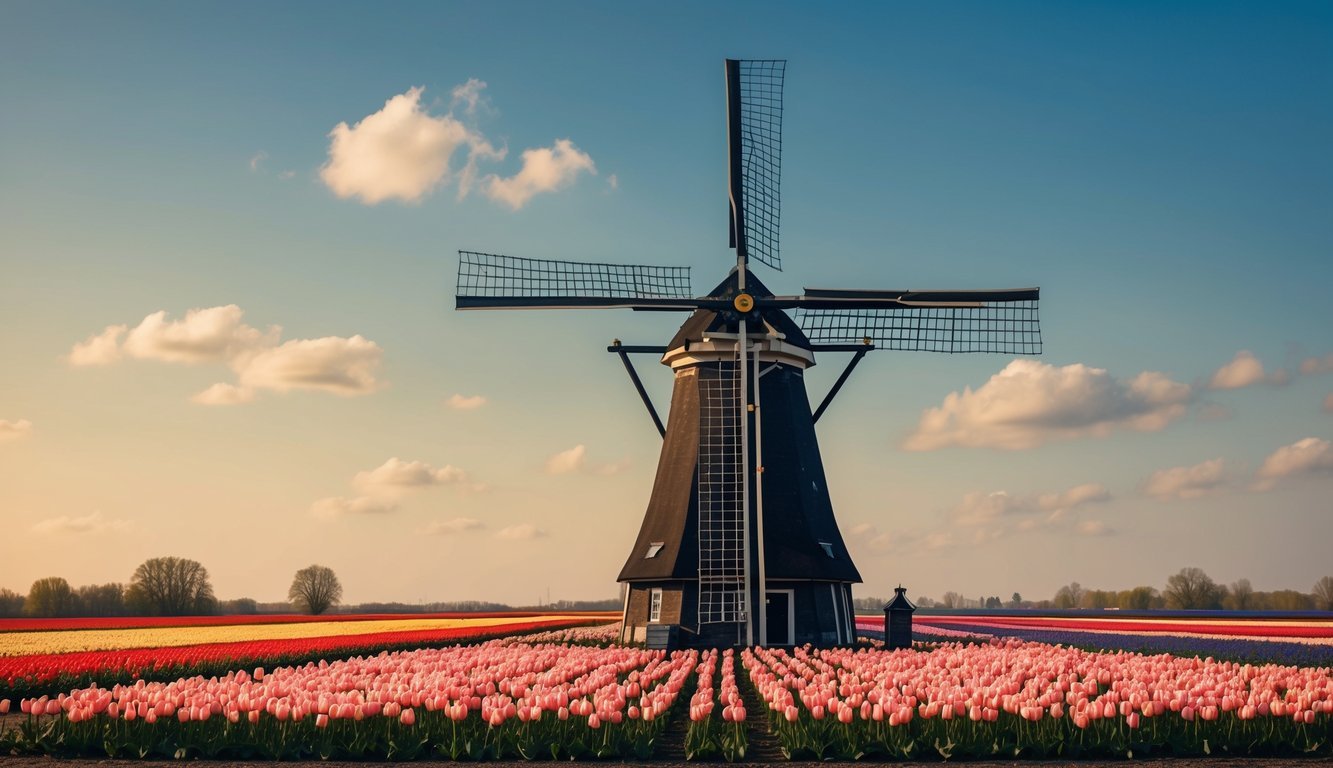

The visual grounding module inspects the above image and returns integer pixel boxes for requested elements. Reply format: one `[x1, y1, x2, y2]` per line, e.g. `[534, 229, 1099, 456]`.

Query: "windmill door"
[765, 589, 794, 646]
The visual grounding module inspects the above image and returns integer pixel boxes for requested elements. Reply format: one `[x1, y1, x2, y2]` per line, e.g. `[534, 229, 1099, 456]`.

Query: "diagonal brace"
[608, 342, 667, 437]
[812, 345, 874, 424]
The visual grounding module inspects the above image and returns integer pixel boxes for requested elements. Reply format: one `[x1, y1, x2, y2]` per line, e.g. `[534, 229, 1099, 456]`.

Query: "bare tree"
[289, 565, 343, 615]
[77, 583, 126, 617]
[126, 557, 215, 616]
[1164, 567, 1222, 610]
[1053, 582, 1084, 609]
[1224, 579, 1256, 611]
[1314, 576, 1333, 612]
[939, 591, 962, 609]
[24, 577, 78, 617]
[0, 588, 25, 617]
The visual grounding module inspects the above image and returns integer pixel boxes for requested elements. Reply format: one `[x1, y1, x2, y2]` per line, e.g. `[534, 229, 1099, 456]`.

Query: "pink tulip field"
[3, 620, 1331, 761]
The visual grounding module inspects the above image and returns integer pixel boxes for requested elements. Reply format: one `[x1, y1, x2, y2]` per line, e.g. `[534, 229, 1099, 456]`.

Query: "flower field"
[2, 613, 1331, 761]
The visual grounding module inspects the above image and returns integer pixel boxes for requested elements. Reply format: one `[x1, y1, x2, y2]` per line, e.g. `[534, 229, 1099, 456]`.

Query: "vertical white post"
[754, 343, 767, 647]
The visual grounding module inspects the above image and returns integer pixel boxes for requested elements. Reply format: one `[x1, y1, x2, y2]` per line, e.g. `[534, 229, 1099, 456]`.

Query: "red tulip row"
[0, 610, 617, 633]
[0, 617, 592, 699]
[921, 614, 1333, 639]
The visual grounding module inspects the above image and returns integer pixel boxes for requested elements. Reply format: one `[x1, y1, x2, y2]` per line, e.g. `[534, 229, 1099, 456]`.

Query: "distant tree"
[1054, 582, 1084, 609]
[0, 588, 27, 617]
[1312, 577, 1333, 612]
[1224, 579, 1256, 611]
[1164, 567, 1222, 610]
[1009, 592, 1023, 608]
[126, 557, 215, 616]
[289, 565, 343, 615]
[220, 597, 259, 615]
[1267, 589, 1313, 611]
[1082, 590, 1116, 610]
[939, 591, 963, 609]
[1117, 586, 1158, 610]
[984, 596, 1002, 609]
[76, 583, 126, 616]
[24, 577, 78, 617]
[914, 596, 939, 609]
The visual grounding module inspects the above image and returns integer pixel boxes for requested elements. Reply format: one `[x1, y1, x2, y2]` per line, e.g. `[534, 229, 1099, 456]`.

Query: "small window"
[819, 541, 835, 559]
[645, 542, 665, 559]
[649, 588, 663, 623]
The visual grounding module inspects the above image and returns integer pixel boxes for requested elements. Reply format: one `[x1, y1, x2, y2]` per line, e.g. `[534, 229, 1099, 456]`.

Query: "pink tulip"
[315, 713, 329, 728]
[400, 708, 415, 726]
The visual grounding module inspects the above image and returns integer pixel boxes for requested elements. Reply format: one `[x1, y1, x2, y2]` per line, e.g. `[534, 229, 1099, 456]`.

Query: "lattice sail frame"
[696, 359, 747, 626]
[795, 301, 1042, 353]
[734, 60, 785, 271]
[457, 251, 692, 299]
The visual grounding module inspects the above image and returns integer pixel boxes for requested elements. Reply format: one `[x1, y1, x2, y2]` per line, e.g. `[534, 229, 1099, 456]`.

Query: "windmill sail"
[727, 59, 785, 271]
[456, 251, 695, 310]
[794, 295, 1041, 353]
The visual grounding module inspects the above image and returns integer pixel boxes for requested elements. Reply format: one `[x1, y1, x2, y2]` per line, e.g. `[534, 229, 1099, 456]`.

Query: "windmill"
[455, 60, 1041, 649]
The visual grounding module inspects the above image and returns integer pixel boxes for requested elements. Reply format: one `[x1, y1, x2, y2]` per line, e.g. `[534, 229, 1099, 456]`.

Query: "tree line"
[0, 557, 344, 618]
[855, 568, 1333, 612]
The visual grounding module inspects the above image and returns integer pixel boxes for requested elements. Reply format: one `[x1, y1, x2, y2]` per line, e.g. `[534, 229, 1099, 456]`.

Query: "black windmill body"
[455, 60, 1042, 649]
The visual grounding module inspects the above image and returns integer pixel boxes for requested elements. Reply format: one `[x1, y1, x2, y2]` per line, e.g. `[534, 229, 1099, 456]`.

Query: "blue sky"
[2, 1, 1331, 605]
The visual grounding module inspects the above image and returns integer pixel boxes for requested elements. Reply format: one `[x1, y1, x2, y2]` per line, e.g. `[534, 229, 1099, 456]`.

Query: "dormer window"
[819, 541, 835, 559]
[645, 542, 665, 559]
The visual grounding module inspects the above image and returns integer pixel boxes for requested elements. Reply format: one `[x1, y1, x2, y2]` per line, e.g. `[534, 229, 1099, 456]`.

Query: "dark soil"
[1, 758, 1331, 767]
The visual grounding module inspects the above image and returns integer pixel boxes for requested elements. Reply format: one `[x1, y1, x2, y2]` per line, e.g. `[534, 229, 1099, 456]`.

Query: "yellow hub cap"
[733, 293, 755, 313]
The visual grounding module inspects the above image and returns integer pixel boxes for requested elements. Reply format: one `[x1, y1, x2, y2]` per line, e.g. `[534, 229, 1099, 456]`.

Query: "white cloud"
[354, 457, 468, 491]
[450, 78, 491, 117]
[0, 419, 33, 442]
[123, 305, 276, 364]
[1208, 350, 1282, 390]
[310, 496, 399, 519]
[1300, 354, 1333, 376]
[68, 325, 127, 366]
[496, 523, 545, 540]
[235, 335, 382, 397]
[1077, 520, 1113, 536]
[1037, 483, 1111, 512]
[421, 517, 483, 535]
[485, 139, 596, 210]
[249, 151, 268, 172]
[191, 382, 256, 406]
[951, 482, 1109, 528]
[31, 510, 131, 535]
[278, 170, 296, 181]
[1142, 458, 1228, 500]
[446, 393, 487, 410]
[546, 444, 586, 475]
[905, 359, 1192, 451]
[320, 86, 503, 205]
[1254, 437, 1333, 490]
[846, 522, 895, 553]
[72, 306, 384, 405]
[606, 173, 619, 190]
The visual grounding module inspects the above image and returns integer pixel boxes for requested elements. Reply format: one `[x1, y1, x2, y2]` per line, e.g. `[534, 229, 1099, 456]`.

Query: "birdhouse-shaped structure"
[883, 586, 916, 650]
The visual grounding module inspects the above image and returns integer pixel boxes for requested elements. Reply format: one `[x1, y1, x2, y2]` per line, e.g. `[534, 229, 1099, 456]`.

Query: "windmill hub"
[454, 58, 1043, 649]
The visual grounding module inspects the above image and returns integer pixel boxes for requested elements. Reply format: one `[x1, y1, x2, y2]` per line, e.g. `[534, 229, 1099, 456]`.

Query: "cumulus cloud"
[1142, 458, 1228, 500]
[1207, 350, 1285, 390]
[309, 496, 399, 519]
[905, 360, 1192, 451]
[546, 444, 586, 475]
[69, 306, 383, 405]
[31, 510, 131, 535]
[446, 393, 487, 410]
[1300, 354, 1333, 376]
[68, 325, 127, 366]
[496, 523, 545, 540]
[354, 458, 468, 491]
[1254, 437, 1333, 490]
[421, 517, 483, 535]
[0, 419, 33, 442]
[485, 139, 596, 210]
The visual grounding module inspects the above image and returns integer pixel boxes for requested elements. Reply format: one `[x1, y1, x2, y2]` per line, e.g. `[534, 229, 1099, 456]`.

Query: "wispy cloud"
[1141, 458, 1228, 500]
[485, 139, 596, 210]
[546, 444, 586, 475]
[354, 458, 468, 492]
[70, 305, 383, 405]
[309, 496, 399, 519]
[446, 393, 487, 410]
[420, 517, 483, 535]
[1300, 354, 1333, 376]
[0, 419, 33, 442]
[1254, 437, 1333, 491]
[32, 510, 131, 535]
[905, 360, 1192, 451]
[496, 523, 545, 540]
[248, 151, 268, 172]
